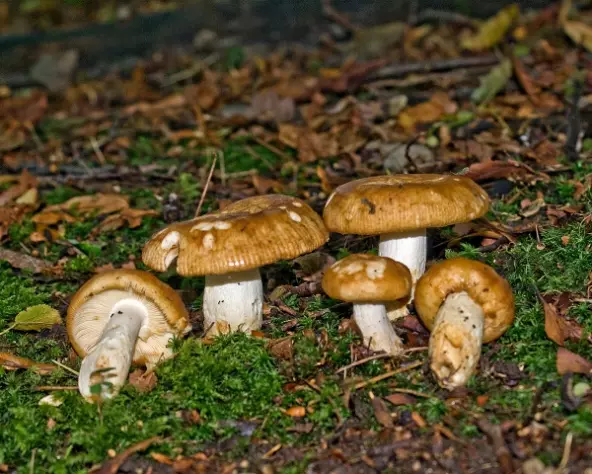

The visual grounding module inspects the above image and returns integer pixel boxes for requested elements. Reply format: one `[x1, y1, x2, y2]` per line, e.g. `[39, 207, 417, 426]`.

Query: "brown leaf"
[384, 393, 417, 406]
[249, 90, 295, 123]
[44, 193, 129, 217]
[319, 60, 387, 93]
[90, 437, 161, 474]
[0, 248, 55, 274]
[369, 391, 394, 428]
[398, 92, 456, 132]
[268, 337, 293, 360]
[0, 170, 37, 206]
[539, 293, 583, 346]
[525, 140, 561, 167]
[128, 369, 158, 393]
[0, 90, 48, 124]
[252, 175, 284, 195]
[464, 159, 532, 182]
[556, 347, 592, 375]
[0, 352, 56, 375]
[150, 453, 174, 465]
[511, 55, 540, 104]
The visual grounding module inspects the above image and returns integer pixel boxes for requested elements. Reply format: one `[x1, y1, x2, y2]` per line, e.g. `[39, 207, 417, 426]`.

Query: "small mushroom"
[142, 195, 328, 337]
[414, 257, 515, 390]
[323, 175, 489, 320]
[322, 254, 412, 355]
[67, 269, 190, 403]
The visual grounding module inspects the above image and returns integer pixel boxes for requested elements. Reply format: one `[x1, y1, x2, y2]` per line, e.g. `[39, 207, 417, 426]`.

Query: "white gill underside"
[429, 291, 484, 390]
[379, 229, 427, 320]
[78, 299, 149, 403]
[353, 303, 404, 356]
[203, 268, 263, 336]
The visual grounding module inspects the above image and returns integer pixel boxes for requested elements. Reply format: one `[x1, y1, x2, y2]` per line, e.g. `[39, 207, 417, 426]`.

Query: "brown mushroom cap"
[142, 194, 329, 276]
[322, 254, 412, 303]
[323, 174, 489, 235]
[414, 257, 514, 342]
[67, 269, 190, 364]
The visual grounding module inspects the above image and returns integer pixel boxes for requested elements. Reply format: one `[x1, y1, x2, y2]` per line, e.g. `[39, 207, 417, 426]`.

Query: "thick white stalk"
[203, 268, 263, 336]
[353, 303, 404, 356]
[379, 229, 427, 320]
[429, 291, 484, 390]
[78, 299, 148, 403]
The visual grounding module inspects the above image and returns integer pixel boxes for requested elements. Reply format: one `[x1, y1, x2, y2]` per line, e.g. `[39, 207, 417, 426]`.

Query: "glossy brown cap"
[67, 269, 190, 364]
[414, 257, 514, 342]
[322, 254, 412, 303]
[323, 174, 489, 235]
[142, 194, 329, 276]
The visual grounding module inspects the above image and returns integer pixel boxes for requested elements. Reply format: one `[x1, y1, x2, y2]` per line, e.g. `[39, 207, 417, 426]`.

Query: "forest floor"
[0, 2, 592, 473]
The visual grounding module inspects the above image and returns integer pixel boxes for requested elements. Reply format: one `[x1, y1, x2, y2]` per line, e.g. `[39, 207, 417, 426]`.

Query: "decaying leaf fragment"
[471, 58, 513, 104]
[461, 4, 520, 51]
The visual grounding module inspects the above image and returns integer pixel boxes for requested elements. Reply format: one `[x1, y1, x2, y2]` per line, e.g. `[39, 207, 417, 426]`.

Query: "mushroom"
[323, 174, 489, 320]
[322, 254, 412, 355]
[142, 195, 329, 337]
[67, 269, 190, 403]
[414, 257, 514, 390]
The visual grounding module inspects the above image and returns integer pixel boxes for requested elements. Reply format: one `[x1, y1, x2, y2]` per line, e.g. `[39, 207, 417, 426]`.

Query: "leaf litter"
[0, 1, 591, 473]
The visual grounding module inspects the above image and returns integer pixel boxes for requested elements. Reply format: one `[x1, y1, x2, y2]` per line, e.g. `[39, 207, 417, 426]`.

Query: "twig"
[387, 387, 434, 399]
[219, 150, 227, 187]
[322, 0, 358, 33]
[565, 77, 583, 162]
[366, 55, 499, 82]
[51, 359, 79, 376]
[90, 137, 106, 165]
[476, 418, 514, 474]
[403, 346, 429, 353]
[35, 385, 78, 391]
[195, 154, 217, 218]
[29, 448, 36, 474]
[558, 432, 573, 471]
[353, 360, 423, 390]
[336, 353, 392, 374]
[250, 135, 292, 162]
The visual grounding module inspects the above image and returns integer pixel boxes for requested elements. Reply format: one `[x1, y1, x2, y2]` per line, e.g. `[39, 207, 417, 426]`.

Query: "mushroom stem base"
[429, 291, 484, 390]
[203, 268, 263, 336]
[78, 299, 148, 403]
[353, 303, 404, 356]
[379, 229, 427, 320]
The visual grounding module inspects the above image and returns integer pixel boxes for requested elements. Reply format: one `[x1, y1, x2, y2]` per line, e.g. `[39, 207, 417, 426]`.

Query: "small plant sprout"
[142, 194, 328, 337]
[322, 254, 412, 356]
[67, 269, 190, 403]
[323, 175, 490, 320]
[414, 257, 515, 390]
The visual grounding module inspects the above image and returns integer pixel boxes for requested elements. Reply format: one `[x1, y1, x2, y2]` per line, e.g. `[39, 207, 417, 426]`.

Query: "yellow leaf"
[461, 4, 520, 51]
[0, 304, 61, 336]
[563, 20, 592, 52]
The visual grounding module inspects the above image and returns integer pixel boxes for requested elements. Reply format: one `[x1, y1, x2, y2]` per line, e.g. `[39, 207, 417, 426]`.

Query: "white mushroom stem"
[379, 229, 427, 320]
[203, 268, 263, 336]
[353, 303, 404, 356]
[428, 291, 484, 390]
[78, 299, 149, 402]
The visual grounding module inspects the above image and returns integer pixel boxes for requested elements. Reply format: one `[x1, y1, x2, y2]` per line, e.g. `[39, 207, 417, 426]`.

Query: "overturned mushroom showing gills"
[414, 257, 514, 390]
[142, 195, 328, 337]
[323, 175, 489, 320]
[322, 254, 412, 356]
[67, 269, 190, 403]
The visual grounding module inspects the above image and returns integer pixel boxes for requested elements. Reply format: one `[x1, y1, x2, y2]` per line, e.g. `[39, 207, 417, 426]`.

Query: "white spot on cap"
[366, 260, 386, 280]
[203, 233, 215, 249]
[341, 262, 364, 275]
[215, 221, 232, 230]
[193, 221, 214, 231]
[292, 201, 303, 208]
[161, 231, 180, 250]
[279, 206, 287, 210]
[288, 211, 301, 222]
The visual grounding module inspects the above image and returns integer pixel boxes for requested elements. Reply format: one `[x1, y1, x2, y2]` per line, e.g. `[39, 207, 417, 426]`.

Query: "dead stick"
[35, 386, 78, 391]
[366, 55, 499, 82]
[336, 353, 392, 373]
[194, 154, 217, 218]
[353, 360, 422, 390]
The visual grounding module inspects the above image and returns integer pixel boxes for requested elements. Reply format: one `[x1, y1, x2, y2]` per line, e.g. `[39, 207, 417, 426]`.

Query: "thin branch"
[195, 153, 218, 218]
[353, 360, 423, 390]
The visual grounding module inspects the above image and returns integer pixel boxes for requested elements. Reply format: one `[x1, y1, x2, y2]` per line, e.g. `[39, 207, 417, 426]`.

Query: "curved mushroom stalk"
[379, 229, 427, 320]
[429, 291, 484, 390]
[353, 303, 404, 356]
[78, 299, 149, 402]
[203, 268, 263, 336]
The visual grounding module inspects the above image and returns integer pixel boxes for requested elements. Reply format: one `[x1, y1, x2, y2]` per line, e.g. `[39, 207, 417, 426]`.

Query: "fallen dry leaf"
[398, 91, 456, 132]
[268, 337, 293, 360]
[384, 393, 417, 406]
[44, 193, 129, 217]
[278, 124, 339, 163]
[369, 391, 394, 428]
[556, 347, 592, 375]
[0, 248, 55, 274]
[0, 352, 56, 375]
[539, 292, 583, 346]
[128, 369, 158, 393]
[461, 4, 520, 51]
[512, 55, 540, 104]
[285, 406, 306, 417]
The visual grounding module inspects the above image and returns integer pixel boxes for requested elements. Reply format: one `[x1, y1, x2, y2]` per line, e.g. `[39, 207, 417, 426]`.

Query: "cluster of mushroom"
[66, 174, 515, 402]
[321, 175, 515, 390]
